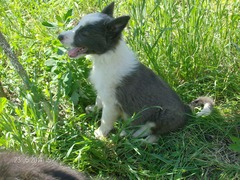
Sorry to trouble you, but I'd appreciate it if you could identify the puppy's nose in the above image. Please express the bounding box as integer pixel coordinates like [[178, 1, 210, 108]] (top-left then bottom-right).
[[58, 34, 64, 41]]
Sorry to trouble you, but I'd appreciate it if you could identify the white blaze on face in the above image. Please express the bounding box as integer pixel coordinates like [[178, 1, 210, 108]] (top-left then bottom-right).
[[59, 13, 104, 47]]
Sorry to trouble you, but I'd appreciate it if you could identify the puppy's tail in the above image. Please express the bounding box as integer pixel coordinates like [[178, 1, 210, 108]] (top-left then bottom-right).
[[190, 96, 214, 117]]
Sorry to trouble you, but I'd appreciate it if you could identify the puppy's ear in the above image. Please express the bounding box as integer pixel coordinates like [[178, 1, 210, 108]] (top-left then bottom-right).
[[102, 2, 115, 17], [107, 16, 130, 34]]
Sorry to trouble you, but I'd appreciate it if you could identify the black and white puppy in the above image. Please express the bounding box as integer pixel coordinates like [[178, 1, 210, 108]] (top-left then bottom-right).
[[58, 2, 213, 143], [0, 152, 87, 180]]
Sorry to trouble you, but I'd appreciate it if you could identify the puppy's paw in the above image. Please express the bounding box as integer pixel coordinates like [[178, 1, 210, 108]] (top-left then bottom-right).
[[85, 105, 97, 114], [94, 127, 110, 139], [144, 135, 158, 144]]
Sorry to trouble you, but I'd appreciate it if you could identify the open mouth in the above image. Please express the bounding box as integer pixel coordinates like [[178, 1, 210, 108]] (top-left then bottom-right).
[[68, 47, 88, 58]]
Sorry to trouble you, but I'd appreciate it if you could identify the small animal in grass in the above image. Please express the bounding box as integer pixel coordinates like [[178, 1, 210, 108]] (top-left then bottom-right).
[[58, 2, 214, 143], [0, 152, 87, 180]]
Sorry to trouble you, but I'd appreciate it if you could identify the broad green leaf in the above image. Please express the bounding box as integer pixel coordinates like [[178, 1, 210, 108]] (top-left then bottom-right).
[[0, 97, 7, 113], [229, 144, 240, 153], [229, 136, 240, 152], [71, 91, 80, 106], [42, 21, 57, 28], [56, 15, 63, 23], [64, 9, 73, 22]]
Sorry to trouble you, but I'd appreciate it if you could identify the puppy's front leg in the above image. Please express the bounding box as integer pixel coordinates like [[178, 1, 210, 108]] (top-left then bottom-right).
[[85, 96, 103, 113], [94, 103, 119, 138]]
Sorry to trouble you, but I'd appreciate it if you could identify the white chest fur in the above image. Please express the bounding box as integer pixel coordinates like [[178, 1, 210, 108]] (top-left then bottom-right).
[[88, 40, 138, 104]]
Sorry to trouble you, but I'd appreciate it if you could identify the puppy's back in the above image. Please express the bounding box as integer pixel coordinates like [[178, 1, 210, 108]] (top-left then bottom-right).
[[0, 152, 87, 180]]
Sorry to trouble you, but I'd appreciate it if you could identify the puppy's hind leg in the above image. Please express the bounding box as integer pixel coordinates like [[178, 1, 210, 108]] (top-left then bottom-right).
[[144, 135, 159, 143], [132, 122, 159, 143], [132, 122, 156, 138]]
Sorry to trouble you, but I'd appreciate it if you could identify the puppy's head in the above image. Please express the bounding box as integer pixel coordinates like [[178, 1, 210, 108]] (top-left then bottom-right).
[[58, 2, 130, 58]]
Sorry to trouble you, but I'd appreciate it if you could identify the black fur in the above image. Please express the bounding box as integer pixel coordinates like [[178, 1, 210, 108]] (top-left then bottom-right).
[[116, 63, 191, 134], [44, 169, 80, 180], [101, 2, 115, 17], [73, 15, 130, 55], [0, 152, 87, 180]]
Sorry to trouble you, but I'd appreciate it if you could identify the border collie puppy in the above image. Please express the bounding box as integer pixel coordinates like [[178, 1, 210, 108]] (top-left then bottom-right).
[[58, 2, 214, 143], [0, 152, 87, 180]]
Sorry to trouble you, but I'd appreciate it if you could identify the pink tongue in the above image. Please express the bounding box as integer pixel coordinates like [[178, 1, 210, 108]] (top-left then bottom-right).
[[68, 48, 80, 57]]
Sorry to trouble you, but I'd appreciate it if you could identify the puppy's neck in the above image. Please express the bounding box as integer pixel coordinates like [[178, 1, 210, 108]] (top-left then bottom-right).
[[88, 39, 139, 101], [87, 40, 137, 66]]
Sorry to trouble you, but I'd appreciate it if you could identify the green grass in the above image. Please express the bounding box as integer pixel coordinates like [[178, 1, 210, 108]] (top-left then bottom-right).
[[0, 0, 239, 179]]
